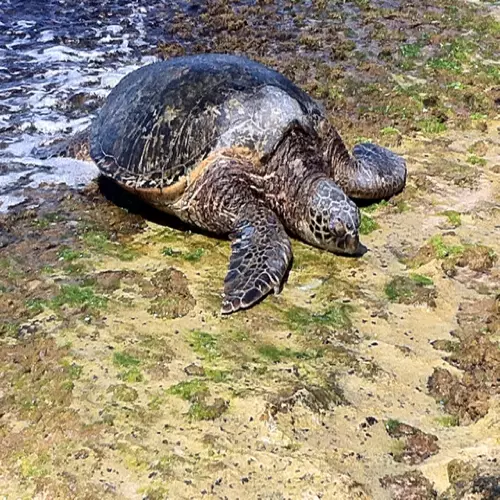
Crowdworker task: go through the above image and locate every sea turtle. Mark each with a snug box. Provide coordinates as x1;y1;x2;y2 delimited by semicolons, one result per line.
41;54;407;313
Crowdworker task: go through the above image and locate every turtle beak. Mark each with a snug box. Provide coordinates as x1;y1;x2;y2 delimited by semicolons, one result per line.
346;237;368;257
337;233;359;255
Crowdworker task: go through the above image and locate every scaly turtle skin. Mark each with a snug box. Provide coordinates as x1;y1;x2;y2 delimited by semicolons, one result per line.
39;54;407;314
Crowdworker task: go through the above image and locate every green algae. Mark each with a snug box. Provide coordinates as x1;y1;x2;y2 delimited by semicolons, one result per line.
139;483;170;500
167;379;208;401
363;200;390;213
183;248;205;262
385;274;436;306
257;344;323;363
113;351;141;368
118;367;144;383
167;380;228;421
205;368;230;382
108;384;139;403
190;330;220;360
360;213;380;235
435;415;459;427
430;235;465;259
409;274;434;286
286;303;353;331
25;298;46;315
441;210;462;227
52;284;108;310
466;154;487;166
25;284;107;315
411;237;497;274
31;212;63;229
17;452;52;479
113;352;144;382
385;419;403;434
162;246;205;262
81;228;138;261
188;399;229;420
399;43;422;59
61;360;83;380
161;246;182;257
57;246;87;262
389;439;407;462
417;118;447;134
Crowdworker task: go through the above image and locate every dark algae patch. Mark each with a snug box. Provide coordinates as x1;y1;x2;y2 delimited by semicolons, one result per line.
440;459;500;500
147;268;195;319
380;470;437;500
385;420;440;465
257;344;323;362
428;297;500;425
406;235;496;277
161;0;500;142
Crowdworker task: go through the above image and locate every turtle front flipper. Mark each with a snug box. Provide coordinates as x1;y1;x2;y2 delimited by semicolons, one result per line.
170;155;293;315
222;206;292;314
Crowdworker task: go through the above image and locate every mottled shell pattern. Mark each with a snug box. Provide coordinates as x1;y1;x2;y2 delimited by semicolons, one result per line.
90;54;326;195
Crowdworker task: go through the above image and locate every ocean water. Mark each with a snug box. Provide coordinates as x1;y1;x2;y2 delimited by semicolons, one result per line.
0;0;178;212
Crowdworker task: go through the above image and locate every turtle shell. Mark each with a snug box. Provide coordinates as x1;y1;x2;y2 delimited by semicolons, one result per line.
90;54;326;195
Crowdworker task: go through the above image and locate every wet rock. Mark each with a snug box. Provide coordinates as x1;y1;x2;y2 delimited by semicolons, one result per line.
407;237;496;277
184;364;206;377
427;160;478;188
17;321;40;340
268;380;347;415
147;268;195;319
428;366;488;425
422;96;439;108
468;140;489;157
385;420;439;465
457;297;500;335
1;0;500;496
430;339;459;353
0;231;16;248
428;297;500;424
74;449;90;460
108;384;138;403
189;398;229;421
454;246;497;273
91;270;132;292
380;470;437;500
439;459;500;500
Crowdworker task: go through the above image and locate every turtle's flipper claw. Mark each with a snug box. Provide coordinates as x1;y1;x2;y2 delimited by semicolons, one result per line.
221;207;292;315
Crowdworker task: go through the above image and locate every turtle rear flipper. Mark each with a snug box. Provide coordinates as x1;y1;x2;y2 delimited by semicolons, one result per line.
222;205;292;314
32;128;91;161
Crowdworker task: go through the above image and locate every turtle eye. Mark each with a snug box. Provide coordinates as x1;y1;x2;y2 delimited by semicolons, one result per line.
330;219;345;235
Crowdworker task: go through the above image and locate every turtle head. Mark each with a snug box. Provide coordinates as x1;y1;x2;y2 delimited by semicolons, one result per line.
299;177;361;255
